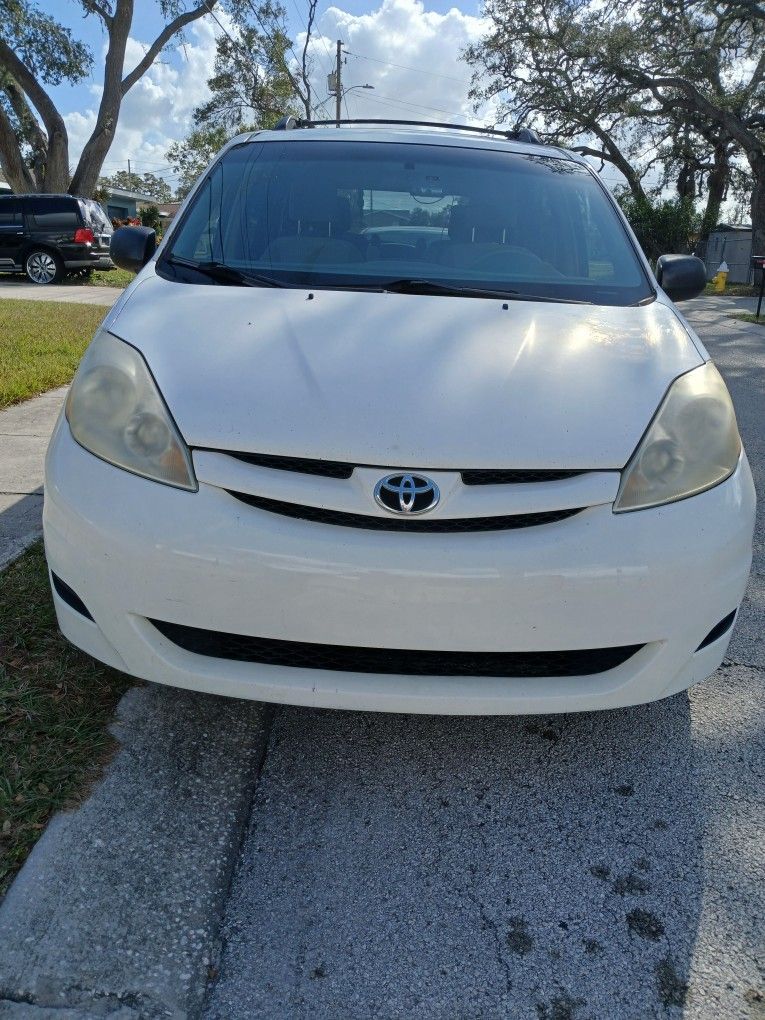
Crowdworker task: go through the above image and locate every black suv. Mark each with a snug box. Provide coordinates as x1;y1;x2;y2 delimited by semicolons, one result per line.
0;193;114;284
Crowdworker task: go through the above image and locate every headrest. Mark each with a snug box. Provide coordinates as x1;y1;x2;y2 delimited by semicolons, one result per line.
448;204;471;242
333;195;351;233
448;202;503;243
289;183;339;224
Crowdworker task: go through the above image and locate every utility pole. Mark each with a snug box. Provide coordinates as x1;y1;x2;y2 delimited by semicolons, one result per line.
335;39;343;127
127;158;131;177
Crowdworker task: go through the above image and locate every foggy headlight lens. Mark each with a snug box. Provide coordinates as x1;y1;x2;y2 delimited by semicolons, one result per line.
66;330;197;490
614;362;740;512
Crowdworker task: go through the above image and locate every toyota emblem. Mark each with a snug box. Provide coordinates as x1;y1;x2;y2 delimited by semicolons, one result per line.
374;473;440;515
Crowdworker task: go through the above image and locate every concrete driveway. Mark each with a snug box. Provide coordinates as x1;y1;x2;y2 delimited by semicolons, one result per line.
0;276;122;306
0;296;762;1019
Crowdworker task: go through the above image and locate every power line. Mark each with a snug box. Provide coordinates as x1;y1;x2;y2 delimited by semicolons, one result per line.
345;50;471;86
356;90;469;121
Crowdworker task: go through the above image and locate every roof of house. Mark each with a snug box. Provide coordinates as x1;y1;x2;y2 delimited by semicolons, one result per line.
102;186;158;203
711;223;752;233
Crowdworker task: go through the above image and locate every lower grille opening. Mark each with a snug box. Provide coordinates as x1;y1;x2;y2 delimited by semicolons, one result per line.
51;573;93;621
150;620;643;677
227;491;585;532
695;610;737;651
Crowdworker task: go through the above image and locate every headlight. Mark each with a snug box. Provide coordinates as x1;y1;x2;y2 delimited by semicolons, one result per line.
614;362;740;512
66;330;197;491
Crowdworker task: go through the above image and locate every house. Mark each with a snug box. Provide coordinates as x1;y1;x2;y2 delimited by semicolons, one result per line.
700;224;754;283
157;201;182;223
100;186;158;222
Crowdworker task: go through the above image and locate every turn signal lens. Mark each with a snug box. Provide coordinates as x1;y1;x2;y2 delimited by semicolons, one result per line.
66;330;197;490
614;362;740;512
74;227;94;244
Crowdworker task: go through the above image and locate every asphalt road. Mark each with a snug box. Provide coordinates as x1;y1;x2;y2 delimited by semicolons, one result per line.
204;299;765;1020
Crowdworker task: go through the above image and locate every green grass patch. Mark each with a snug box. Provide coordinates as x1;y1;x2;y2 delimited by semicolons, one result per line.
703;282;758;297
0;543;131;896
62;267;135;289
0;299;105;409
729;312;765;326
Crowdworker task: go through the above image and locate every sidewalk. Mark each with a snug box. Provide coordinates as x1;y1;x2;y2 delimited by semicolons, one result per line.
0;388;67;570
0;280;121;306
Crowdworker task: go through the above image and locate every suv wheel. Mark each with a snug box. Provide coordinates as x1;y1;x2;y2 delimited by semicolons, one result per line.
25;249;64;285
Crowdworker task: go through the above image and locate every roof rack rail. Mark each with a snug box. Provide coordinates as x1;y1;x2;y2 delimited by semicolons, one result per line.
272;116;543;145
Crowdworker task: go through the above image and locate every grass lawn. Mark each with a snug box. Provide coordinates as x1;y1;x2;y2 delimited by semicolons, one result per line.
703;282;758;297
0;543;131;896
62;267;135;289
729;312;765;326
0;299;105;410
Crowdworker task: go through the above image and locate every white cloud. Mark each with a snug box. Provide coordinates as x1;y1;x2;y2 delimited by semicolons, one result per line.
64;0;498;193
305;0;494;124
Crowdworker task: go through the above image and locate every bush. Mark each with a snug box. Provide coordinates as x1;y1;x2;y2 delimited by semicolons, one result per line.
616;194;700;263
139;204;162;234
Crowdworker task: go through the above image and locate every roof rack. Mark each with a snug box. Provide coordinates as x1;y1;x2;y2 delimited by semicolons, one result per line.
273;116;543;145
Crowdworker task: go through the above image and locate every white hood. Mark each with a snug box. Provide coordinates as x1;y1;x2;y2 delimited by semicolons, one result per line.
108;272;703;469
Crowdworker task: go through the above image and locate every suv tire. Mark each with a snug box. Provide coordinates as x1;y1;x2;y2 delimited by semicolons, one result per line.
25;248;64;285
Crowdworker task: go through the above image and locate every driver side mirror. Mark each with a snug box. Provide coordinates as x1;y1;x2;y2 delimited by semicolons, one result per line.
655;254;706;302
110;226;156;273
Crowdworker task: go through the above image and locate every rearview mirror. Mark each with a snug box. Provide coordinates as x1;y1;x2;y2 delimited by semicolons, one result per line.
655;254;706;302
110;226;156;273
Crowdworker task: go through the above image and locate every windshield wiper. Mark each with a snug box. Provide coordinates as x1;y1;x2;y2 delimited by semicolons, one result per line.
164;255;284;288
380;279;594;304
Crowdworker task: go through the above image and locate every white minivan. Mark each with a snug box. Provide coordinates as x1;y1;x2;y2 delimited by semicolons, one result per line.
44;121;756;714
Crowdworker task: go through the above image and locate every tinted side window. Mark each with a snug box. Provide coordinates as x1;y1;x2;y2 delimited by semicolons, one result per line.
28;197;81;230
0;199;22;226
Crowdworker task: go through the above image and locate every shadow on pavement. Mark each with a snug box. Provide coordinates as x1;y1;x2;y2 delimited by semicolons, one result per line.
0;486;44;569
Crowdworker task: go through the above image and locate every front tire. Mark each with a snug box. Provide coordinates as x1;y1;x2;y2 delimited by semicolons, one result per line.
25;249;64;285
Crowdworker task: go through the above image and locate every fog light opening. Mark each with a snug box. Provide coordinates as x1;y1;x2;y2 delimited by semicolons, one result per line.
695;610;737;652
51;573;94;621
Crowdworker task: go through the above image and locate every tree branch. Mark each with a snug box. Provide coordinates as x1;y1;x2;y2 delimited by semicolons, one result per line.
121;0;219;95
0;38;66;141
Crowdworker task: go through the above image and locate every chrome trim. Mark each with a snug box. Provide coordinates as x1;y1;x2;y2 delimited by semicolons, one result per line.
374;472;440;515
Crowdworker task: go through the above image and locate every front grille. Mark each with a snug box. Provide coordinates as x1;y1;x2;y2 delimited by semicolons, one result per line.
150;620;643;677
227;491;585;532
211;449;354;479
461;469;587;485
198;448;592;486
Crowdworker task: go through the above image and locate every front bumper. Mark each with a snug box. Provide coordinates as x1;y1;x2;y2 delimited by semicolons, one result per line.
43;420;756;714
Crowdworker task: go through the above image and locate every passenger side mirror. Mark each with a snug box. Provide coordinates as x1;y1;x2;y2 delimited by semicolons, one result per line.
110;225;156;273
655;254;706;302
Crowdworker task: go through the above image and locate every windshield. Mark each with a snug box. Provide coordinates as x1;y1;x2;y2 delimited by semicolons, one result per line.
162;139;652;305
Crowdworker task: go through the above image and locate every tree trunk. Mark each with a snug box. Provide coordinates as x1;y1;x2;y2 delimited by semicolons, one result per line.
0;102;36;191
750;153;765;287
69;0;133;197
698;144;729;245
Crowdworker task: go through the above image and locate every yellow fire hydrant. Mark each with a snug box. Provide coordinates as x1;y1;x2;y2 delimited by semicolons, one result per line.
713;260;729;292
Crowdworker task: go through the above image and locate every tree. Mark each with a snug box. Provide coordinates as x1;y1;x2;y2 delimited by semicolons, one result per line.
166;124;231;199
465;0;652;204
466;0;765;271
617;193;700;262
98;170;173;202
0;0;218;197
166;0;317;199
194;0;316;128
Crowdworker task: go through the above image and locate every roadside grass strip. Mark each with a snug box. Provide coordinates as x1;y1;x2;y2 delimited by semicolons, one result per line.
0;542;131;896
729;312;765;326
62;267;135;289
0;298;105;409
